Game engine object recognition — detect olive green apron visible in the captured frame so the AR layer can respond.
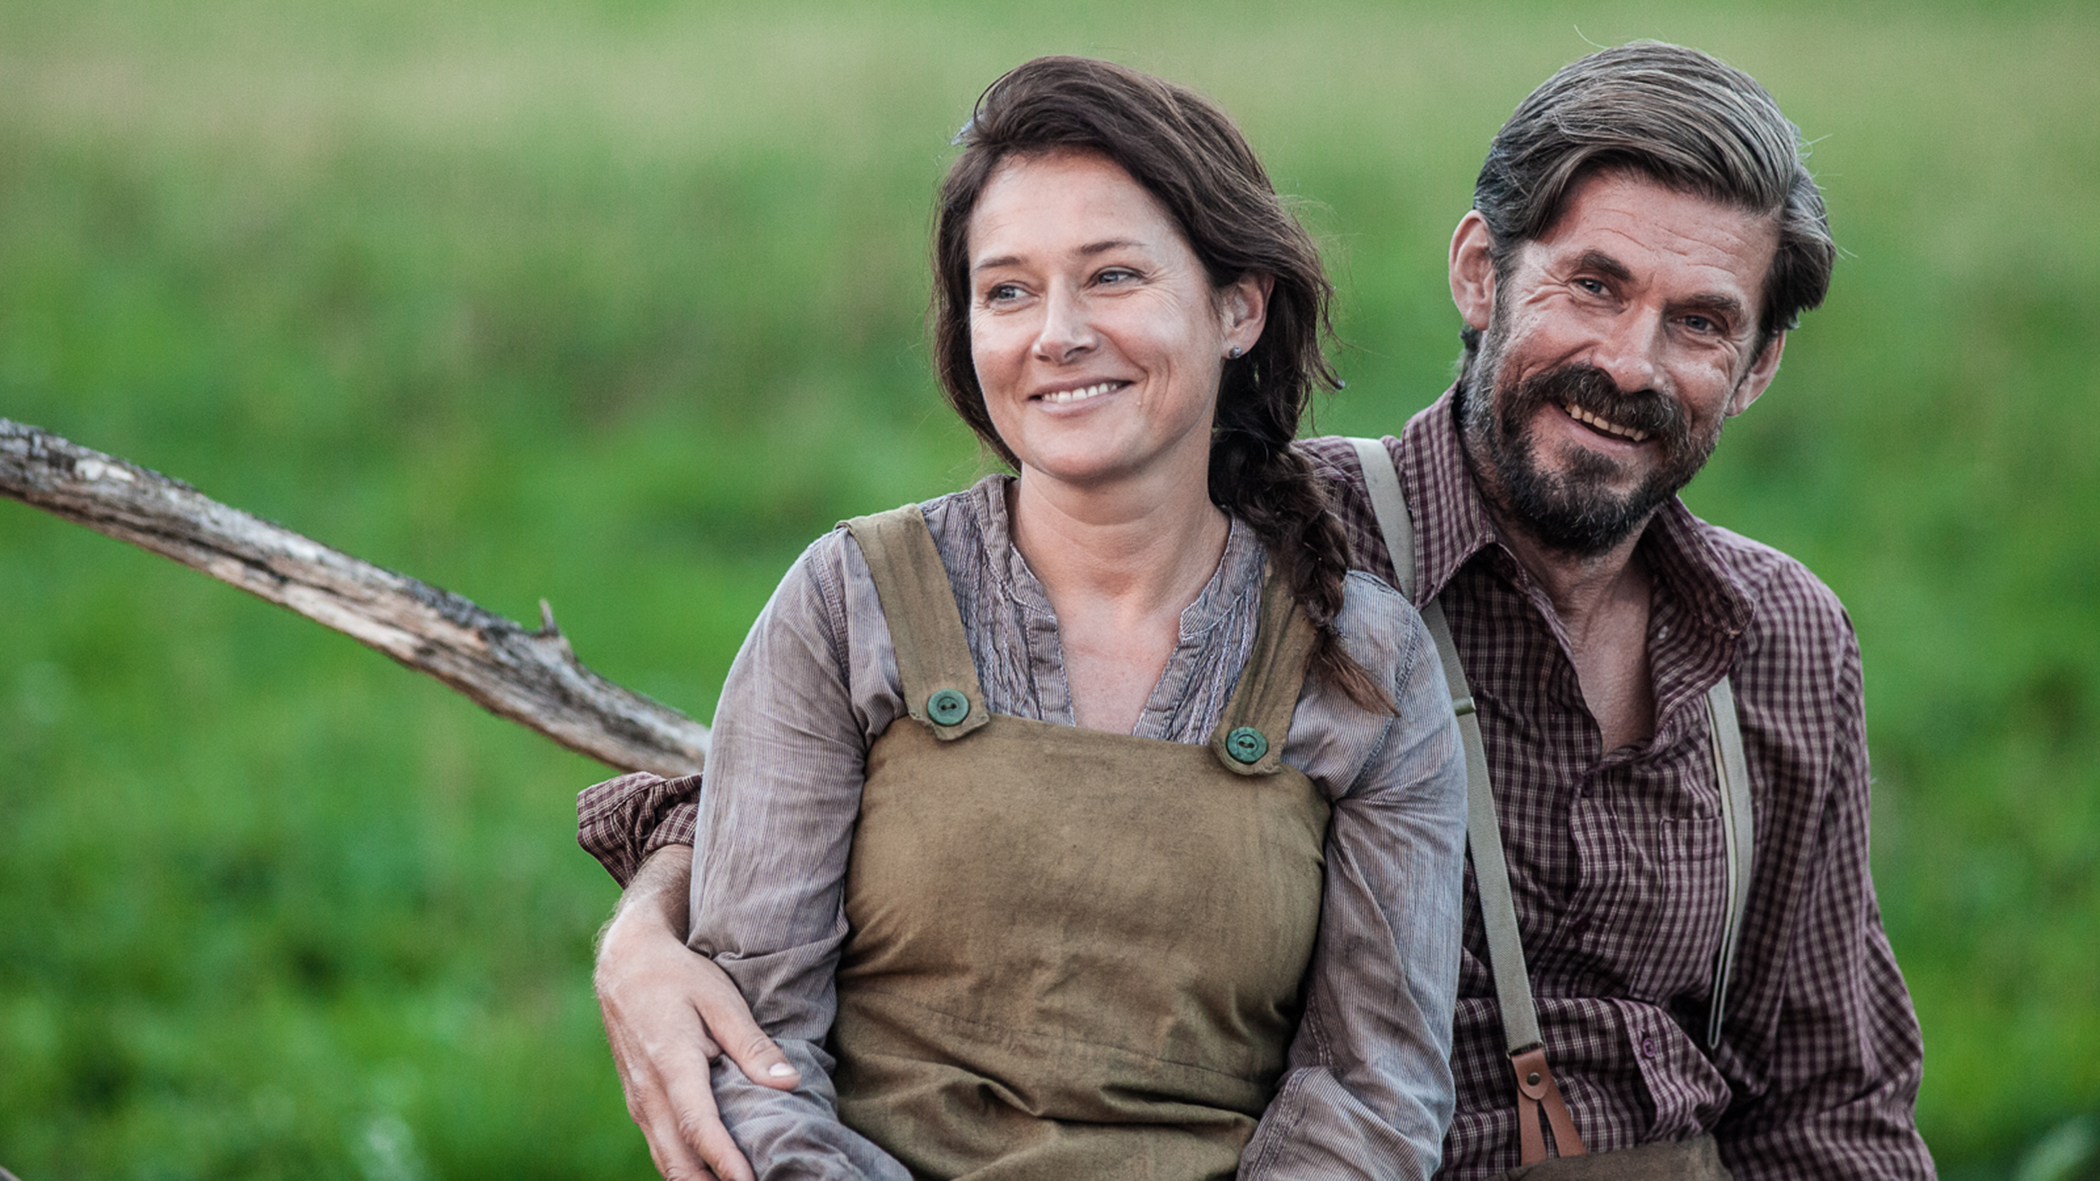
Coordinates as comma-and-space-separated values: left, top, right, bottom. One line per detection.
830, 505, 1331, 1181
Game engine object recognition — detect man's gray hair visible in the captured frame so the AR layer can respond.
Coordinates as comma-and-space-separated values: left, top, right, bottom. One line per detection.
1467, 41, 1835, 357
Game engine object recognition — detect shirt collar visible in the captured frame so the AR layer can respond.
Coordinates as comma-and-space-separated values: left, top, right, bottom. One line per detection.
1397, 386, 1754, 642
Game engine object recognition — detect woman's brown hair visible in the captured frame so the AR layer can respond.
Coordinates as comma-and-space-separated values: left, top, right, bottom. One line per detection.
931, 55, 1383, 710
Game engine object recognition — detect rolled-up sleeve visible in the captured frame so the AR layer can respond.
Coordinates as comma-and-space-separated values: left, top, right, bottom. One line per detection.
1241, 577, 1468, 1180
577, 771, 701, 888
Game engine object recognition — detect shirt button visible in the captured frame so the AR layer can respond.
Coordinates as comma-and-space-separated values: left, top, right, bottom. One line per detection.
1641, 1035, 1657, 1058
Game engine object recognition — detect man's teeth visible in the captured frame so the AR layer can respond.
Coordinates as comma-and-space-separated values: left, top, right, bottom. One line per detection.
1563, 402, 1649, 443
1044, 382, 1120, 405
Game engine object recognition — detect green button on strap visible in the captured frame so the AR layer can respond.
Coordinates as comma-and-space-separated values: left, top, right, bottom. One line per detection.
1224, 726, 1268, 764
926, 688, 971, 726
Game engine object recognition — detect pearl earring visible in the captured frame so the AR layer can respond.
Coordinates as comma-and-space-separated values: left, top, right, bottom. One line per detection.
1228, 346, 1243, 359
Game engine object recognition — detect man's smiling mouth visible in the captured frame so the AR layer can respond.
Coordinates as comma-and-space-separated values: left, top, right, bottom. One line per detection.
1563, 401, 1650, 443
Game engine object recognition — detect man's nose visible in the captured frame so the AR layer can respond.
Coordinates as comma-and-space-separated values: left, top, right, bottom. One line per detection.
1587, 306, 1664, 394
1033, 284, 1098, 364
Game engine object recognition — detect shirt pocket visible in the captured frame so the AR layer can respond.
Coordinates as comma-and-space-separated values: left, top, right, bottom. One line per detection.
1628, 812, 1728, 1002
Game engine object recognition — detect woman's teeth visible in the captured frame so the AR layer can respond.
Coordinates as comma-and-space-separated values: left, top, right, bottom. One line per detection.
1043, 382, 1120, 405
1563, 402, 1649, 443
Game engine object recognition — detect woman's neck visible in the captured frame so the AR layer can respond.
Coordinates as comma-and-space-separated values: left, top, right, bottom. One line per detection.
1008, 466, 1228, 616
1006, 462, 1231, 733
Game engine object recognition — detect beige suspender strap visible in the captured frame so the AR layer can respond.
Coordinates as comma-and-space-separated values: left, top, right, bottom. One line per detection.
844, 506, 990, 741
1353, 435, 1421, 602
1705, 677, 1754, 1048
1348, 438, 1584, 1161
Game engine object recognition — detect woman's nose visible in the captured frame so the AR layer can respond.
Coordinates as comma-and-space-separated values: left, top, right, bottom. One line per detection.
1032, 285, 1098, 363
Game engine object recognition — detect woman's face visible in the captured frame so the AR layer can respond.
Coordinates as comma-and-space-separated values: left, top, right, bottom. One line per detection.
965, 150, 1266, 496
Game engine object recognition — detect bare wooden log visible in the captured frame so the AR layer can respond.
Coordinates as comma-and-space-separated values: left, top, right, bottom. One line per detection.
0, 418, 707, 777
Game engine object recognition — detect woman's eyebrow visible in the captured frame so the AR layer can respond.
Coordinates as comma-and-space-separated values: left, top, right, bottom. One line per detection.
1075, 238, 1143, 257
972, 238, 1147, 275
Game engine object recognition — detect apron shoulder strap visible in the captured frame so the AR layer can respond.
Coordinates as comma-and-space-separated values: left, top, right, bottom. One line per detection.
843, 505, 989, 741
1208, 561, 1317, 777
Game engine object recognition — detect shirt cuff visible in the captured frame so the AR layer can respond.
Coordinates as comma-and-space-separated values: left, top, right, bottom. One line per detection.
576, 771, 702, 887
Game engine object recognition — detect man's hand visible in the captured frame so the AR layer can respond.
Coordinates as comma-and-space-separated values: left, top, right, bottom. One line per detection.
595, 845, 801, 1181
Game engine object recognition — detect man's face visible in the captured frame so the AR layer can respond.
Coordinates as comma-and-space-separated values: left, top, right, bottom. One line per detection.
1454, 171, 1784, 555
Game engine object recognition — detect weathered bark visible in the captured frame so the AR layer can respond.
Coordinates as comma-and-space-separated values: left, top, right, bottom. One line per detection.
0, 418, 707, 777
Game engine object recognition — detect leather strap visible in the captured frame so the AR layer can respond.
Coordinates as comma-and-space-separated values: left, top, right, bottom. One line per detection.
1511, 1046, 1585, 1163
845, 506, 990, 741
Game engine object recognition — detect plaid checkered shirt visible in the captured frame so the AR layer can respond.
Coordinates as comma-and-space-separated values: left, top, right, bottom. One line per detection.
578, 389, 1933, 1180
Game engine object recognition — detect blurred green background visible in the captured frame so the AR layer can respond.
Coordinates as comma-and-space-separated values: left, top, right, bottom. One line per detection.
2, 1, 2095, 1176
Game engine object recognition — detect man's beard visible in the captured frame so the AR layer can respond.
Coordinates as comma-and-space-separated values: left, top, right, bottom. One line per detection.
1460, 334, 1723, 556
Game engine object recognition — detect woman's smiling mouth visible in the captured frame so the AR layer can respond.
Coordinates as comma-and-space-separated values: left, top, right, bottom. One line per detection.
1036, 380, 1129, 406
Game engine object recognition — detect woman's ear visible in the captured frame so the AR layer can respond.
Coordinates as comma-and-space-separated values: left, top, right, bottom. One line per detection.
1220, 272, 1273, 357
1449, 211, 1497, 333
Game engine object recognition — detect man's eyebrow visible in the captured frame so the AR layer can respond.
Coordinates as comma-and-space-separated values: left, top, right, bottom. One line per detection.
1572, 250, 1634, 283
1670, 290, 1751, 324
1569, 249, 1749, 323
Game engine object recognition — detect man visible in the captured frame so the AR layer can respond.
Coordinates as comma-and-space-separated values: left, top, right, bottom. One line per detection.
580, 42, 1932, 1180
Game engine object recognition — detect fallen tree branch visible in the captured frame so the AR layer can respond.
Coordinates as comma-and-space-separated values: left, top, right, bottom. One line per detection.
1, 418, 707, 777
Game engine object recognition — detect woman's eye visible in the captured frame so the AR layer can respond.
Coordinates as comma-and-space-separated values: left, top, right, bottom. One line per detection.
1096, 268, 1139, 286
985, 283, 1022, 303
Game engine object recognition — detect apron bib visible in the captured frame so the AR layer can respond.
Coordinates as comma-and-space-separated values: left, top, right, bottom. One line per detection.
832, 506, 1330, 1181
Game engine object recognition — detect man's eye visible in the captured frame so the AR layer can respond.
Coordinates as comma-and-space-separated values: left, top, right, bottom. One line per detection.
1575, 277, 1607, 295
1684, 314, 1718, 334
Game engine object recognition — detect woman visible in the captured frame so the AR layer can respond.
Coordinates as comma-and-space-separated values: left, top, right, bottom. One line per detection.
688, 57, 1464, 1178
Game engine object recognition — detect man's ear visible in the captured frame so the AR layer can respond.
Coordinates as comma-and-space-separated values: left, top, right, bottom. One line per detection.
1449, 211, 1497, 333
1728, 330, 1787, 416
1221, 272, 1274, 356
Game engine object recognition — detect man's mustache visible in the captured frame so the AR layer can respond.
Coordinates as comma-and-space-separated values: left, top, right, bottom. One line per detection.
1507, 365, 1691, 448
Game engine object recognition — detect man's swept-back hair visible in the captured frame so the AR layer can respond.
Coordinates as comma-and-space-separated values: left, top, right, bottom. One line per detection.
1468, 41, 1835, 358
932, 55, 1383, 710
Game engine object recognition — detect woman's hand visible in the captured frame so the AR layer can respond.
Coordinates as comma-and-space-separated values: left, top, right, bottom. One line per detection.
596, 846, 802, 1181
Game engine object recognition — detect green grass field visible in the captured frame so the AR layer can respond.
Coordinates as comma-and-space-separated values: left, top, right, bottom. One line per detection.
3, 2, 2096, 1176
